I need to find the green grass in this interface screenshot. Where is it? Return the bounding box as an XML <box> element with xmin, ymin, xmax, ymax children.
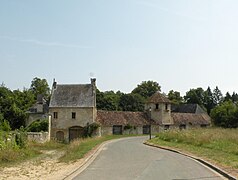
<box><xmin>148</xmin><ymin>128</ymin><xmax>238</xmax><ymax>169</ymax></box>
<box><xmin>0</xmin><ymin>140</ymin><xmax>66</xmax><ymax>167</ymax></box>
<box><xmin>59</xmin><ymin>135</ymin><xmax>140</xmax><ymax>163</ymax></box>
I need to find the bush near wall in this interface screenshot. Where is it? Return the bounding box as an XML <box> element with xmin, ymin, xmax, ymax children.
<box><xmin>26</xmin><ymin>119</ymin><xmax>48</xmax><ymax>132</ymax></box>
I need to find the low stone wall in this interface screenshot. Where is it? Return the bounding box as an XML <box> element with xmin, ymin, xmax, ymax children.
<box><xmin>27</xmin><ymin>132</ymin><xmax>49</xmax><ymax>143</ymax></box>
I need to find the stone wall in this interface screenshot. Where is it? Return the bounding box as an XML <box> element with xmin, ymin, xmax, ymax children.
<box><xmin>27</xmin><ymin>132</ymin><xmax>49</xmax><ymax>143</ymax></box>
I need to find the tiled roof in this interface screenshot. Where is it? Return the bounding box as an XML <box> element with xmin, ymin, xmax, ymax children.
<box><xmin>96</xmin><ymin>110</ymin><xmax>150</xmax><ymax>126</ymax></box>
<box><xmin>49</xmin><ymin>84</ymin><xmax>95</xmax><ymax>107</ymax></box>
<box><xmin>171</xmin><ymin>104</ymin><xmax>205</xmax><ymax>114</ymax></box>
<box><xmin>147</xmin><ymin>92</ymin><xmax>171</xmax><ymax>103</ymax></box>
<box><xmin>172</xmin><ymin>113</ymin><xmax>211</xmax><ymax>125</ymax></box>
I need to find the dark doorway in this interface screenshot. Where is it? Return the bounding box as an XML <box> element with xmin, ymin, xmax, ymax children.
<box><xmin>112</xmin><ymin>125</ymin><xmax>122</xmax><ymax>135</ymax></box>
<box><xmin>143</xmin><ymin>125</ymin><xmax>150</xmax><ymax>134</ymax></box>
<box><xmin>69</xmin><ymin>126</ymin><xmax>84</xmax><ymax>141</ymax></box>
<box><xmin>56</xmin><ymin>131</ymin><xmax>64</xmax><ymax>141</ymax></box>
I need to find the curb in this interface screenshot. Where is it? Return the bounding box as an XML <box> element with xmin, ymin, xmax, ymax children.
<box><xmin>144</xmin><ymin>142</ymin><xmax>237</xmax><ymax>180</ymax></box>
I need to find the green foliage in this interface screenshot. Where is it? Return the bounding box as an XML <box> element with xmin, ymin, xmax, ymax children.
<box><xmin>132</xmin><ymin>81</ymin><xmax>161</xmax><ymax>99</ymax></box>
<box><xmin>0</xmin><ymin>77</ymin><xmax>50</xmax><ymax>130</ymax></box>
<box><xmin>118</xmin><ymin>93</ymin><xmax>145</xmax><ymax>112</ymax></box>
<box><xmin>124</xmin><ymin>124</ymin><xmax>133</xmax><ymax>130</ymax></box>
<box><xmin>150</xmin><ymin>128</ymin><xmax>238</xmax><ymax>169</ymax></box>
<box><xmin>0</xmin><ymin>120</ymin><xmax>11</xmax><ymax>132</ymax></box>
<box><xmin>30</xmin><ymin>77</ymin><xmax>50</xmax><ymax>100</ymax></box>
<box><xmin>184</xmin><ymin>87</ymin><xmax>205</xmax><ymax>106</ymax></box>
<box><xmin>210</xmin><ymin>101</ymin><xmax>238</xmax><ymax>128</ymax></box>
<box><xmin>15</xmin><ymin>127</ymin><xmax>27</xmax><ymax>149</ymax></box>
<box><xmin>213</xmin><ymin>86</ymin><xmax>223</xmax><ymax>105</ymax></box>
<box><xmin>96</xmin><ymin>89</ymin><xmax>120</xmax><ymax>111</ymax></box>
<box><xmin>203</xmin><ymin>87</ymin><xmax>216</xmax><ymax>115</ymax></box>
<box><xmin>83</xmin><ymin>122</ymin><xmax>100</xmax><ymax>138</ymax></box>
<box><xmin>26</xmin><ymin>119</ymin><xmax>48</xmax><ymax>132</ymax></box>
<box><xmin>168</xmin><ymin>90</ymin><xmax>183</xmax><ymax>104</ymax></box>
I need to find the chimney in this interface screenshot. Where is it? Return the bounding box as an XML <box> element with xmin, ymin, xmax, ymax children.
<box><xmin>91</xmin><ymin>78</ymin><xmax>96</xmax><ymax>107</ymax></box>
<box><xmin>91</xmin><ymin>78</ymin><xmax>96</xmax><ymax>86</ymax></box>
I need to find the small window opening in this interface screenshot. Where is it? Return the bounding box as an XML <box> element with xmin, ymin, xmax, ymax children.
<box><xmin>156</xmin><ymin>104</ymin><xmax>159</xmax><ymax>109</ymax></box>
<box><xmin>72</xmin><ymin>112</ymin><xmax>76</xmax><ymax>119</ymax></box>
<box><xmin>53</xmin><ymin>112</ymin><xmax>58</xmax><ymax>119</ymax></box>
<box><xmin>165</xmin><ymin>103</ymin><xmax>168</xmax><ymax>110</ymax></box>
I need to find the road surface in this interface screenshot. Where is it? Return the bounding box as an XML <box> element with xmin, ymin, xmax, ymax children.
<box><xmin>73</xmin><ymin>137</ymin><xmax>224</xmax><ymax>180</ymax></box>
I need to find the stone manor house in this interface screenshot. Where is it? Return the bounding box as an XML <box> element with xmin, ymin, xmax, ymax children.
<box><xmin>48</xmin><ymin>79</ymin><xmax>211</xmax><ymax>142</ymax></box>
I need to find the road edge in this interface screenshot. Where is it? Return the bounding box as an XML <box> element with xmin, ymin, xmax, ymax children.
<box><xmin>62</xmin><ymin>137</ymin><xmax>140</xmax><ymax>180</ymax></box>
<box><xmin>144</xmin><ymin>141</ymin><xmax>237</xmax><ymax>180</ymax></box>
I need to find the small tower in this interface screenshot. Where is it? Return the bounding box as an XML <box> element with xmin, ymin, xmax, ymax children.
<box><xmin>145</xmin><ymin>92</ymin><xmax>173</xmax><ymax>125</ymax></box>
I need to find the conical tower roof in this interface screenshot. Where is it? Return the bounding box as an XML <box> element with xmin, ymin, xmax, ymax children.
<box><xmin>147</xmin><ymin>91</ymin><xmax>171</xmax><ymax>103</ymax></box>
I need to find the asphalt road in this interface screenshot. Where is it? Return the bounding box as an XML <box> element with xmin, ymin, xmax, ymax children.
<box><xmin>73</xmin><ymin>137</ymin><xmax>224</xmax><ymax>180</ymax></box>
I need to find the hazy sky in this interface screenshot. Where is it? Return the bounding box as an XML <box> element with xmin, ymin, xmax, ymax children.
<box><xmin>1</xmin><ymin>0</ymin><xmax>238</xmax><ymax>95</ymax></box>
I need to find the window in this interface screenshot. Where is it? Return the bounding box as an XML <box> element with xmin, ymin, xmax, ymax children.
<box><xmin>53</xmin><ymin>112</ymin><xmax>58</xmax><ymax>119</ymax></box>
<box><xmin>156</xmin><ymin>104</ymin><xmax>159</xmax><ymax>110</ymax></box>
<box><xmin>72</xmin><ymin>112</ymin><xmax>76</xmax><ymax>119</ymax></box>
<box><xmin>165</xmin><ymin>103</ymin><xmax>168</xmax><ymax>110</ymax></box>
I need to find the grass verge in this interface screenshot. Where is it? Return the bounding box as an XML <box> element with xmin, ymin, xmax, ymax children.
<box><xmin>0</xmin><ymin>140</ymin><xmax>66</xmax><ymax>167</ymax></box>
<box><xmin>59</xmin><ymin>135</ymin><xmax>140</xmax><ymax>163</ymax></box>
<box><xmin>148</xmin><ymin>128</ymin><xmax>238</xmax><ymax>170</ymax></box>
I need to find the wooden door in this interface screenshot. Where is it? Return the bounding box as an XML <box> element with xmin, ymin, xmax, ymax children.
<box><xmin>69</xmin><ymin>126</ymin><xmax>84</xmax><ymax>141</ymax></box>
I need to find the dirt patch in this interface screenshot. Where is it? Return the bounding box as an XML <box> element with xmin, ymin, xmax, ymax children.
<box><xmin>0</xmin><ymin>143</ymin><xmax>101</xmax><ymax>180</ymax></box>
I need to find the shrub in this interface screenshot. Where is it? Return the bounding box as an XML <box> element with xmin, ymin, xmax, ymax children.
<box><xmin>83</xmin><ymin>123</ymin><xmax>100</xmax><ymax>138</ymax></box>
<box><xmin>15</xmin><ymin>127</ymin><xmax>27</xmax><ymax>149</ymax></box>
<box><xmin>0</xmin><ymin>120</ymin><xmax>11</xmax><ymax>132</ymax></box>
<box><xmin>26</xmin><ymin>119</ymin><xmax>48</xmax><ymax>132</ymax></box>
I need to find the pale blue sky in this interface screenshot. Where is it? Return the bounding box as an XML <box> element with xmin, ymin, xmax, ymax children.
<box><xmin>1</xmin><ymin>0</ymin><xmax>238</xmax><ymax>95</ymax></box>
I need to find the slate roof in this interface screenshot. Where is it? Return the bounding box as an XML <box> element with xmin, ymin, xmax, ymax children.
<box><xmin>171</xmin><ymin>113</ymin><xmax>211</xmax><ymax>125</ymax></box>
<box><xmin>96</xmin><ymin>110</ymin><xmax>150</xmax><ymax>126</ymax></box>
<box><xmin>49</xmin><ymin>84</ymin><xmax>95</xmax><ymax>107</ymax></box>
<box><xmin>171</xmin><ymin>104</ymin><xmax>205</xmax><ymax>114</ymax></box>
<box><xmin>147</xmin><ymin>92</ymin><xmax>171</xmax><ymax>103</ymax></box>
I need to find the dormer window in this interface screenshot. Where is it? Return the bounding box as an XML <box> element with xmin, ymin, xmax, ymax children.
<box><xmin>156</xmin><ymin>104</ymin><xmax>159</xmax><ymax>110</ymax></box>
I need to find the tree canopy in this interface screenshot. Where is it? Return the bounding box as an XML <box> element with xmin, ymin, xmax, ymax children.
<box><xmin>131</xmin><ymin>81</ymin><xmax>161</xmax><ymax>99</ymax></box>
<box><xmin>0</xmin><ymin>77</ymin><xmax>50</xmax><ymax>130</ymax></box>
<box><xmin>30</xmin><ymin>77</ymin><xmax>50</xmax><ymax>100</ymax></box>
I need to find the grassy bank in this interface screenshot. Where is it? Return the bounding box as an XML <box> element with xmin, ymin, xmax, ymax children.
<box><xmin>148</xmin><ymin>128</ymin><xmax>238</xmax><ymax>169</ymax></box>
<box><xmin>0</xmin><ymin>140</ymin><xmax>66</xmax><ymax>167</ymax></box>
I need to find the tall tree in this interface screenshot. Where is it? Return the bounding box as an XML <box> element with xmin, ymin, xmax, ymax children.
<box><xmin>231</xmin><ymin>92</ymin><xmax>238</xmax><ymax>103</ymax></box>
<box><xmin>224</xmin><ymin>92</ymin><xmax>232</xmax><ymax>102</ymax></box>
<box><xmin>213</xmin><ymin>86</ymin><xmax>223</xmax><ymax>106</ymax></box>
<box><xmin>30</xmin><ymin>77</ymin><xmax>50</xmax><ymax>100</ymax></box>
<box><xmin>168</xmin><ymin>90</ymin><xmax>183</xmax><ymax>104</ymax></box>
<box><xmin>203</xmin><ymin>87</ymin><xmax>216</xmax><ymax>114</ymax></box>
<box><xmin>132</xmin><ymin>81</ymin><xmax>161</xmax><ymax>99</ymax></box>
